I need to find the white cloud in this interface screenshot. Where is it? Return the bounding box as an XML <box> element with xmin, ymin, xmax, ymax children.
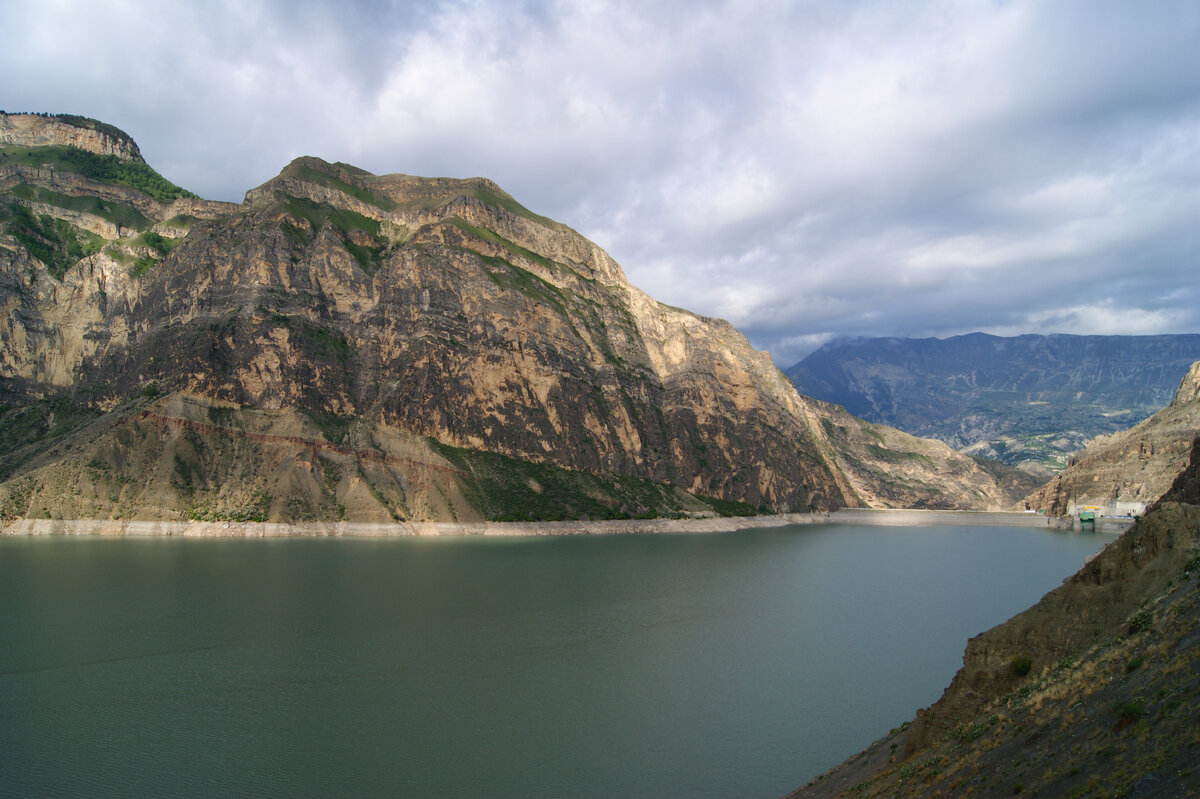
<box><xmin>3</xmin><ymin>0</ymin><xmax>1199</xmax><ymax>367</ymax></box>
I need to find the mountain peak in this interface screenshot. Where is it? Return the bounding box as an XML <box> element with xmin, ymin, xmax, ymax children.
<box><xmin>0</xmin><ymin>114</ymin><xmax>1034</xmax><ymax>523</ymax></box>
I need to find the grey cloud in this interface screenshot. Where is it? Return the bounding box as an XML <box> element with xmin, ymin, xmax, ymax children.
<box><xmin>2</xmin><ymin>0</ymin><xmax>1198</xmax><ymax>367</ymax></box>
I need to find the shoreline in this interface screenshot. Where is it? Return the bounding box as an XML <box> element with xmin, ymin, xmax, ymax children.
<box><xmin>1</xmin><ymin>509</ymin><xmax>1075</xmax><ymax>538</ymax></box>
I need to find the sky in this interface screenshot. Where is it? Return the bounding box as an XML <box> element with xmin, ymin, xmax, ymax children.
<box><xmin>3</xmin><ymin>0</ymin><xmax>1199</xmax><ymax>366</ymax></box>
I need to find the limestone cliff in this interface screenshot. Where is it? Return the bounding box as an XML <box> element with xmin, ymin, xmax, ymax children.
<box><xmin>0</xmin><ymin>112</ymin><xmax>142</xmax><ymax>161</ymax></box>
<box><xmin>1</xmin><ymin>115</ymin><xmax>1029</xmax><ymax>524</ymax></box>
<box><xmin>1023</xmin><ymin>360</ymin><xmax>1200</xmax><ymax>515</ymax></box>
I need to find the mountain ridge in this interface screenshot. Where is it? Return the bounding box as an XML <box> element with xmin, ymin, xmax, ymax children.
<box><xmin>0</xmin><ymin>112</ymin><xmax>1034</xmax><ymax>524</ymax></box>
<box><xmin>787</xmin><ymin>332</ymin><xmax>1200</xmax><ymax>475</ymax></box>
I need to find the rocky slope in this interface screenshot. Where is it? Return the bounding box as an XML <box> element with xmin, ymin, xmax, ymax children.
<box><xmin>790</xmin><ymin>439</ymin><xmax>1200</xmax><ymax>798</ymax></box>
<box><xmin>787</xmin><ymin>333</ymin><xmax>1200</xmax><ymax>476</ymax></box>
<box><xmin>0</xmin><ymin>112</ymin><xmax>1031</xmax><ymax>524</ymax></box>
<box><xmin>1023</xmin><ymin>361</ymin><xmax>1200</xmax><ymax>515</ymax></box>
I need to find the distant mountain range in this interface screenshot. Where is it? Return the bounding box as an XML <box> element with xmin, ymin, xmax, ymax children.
<box><xmin>1025</xmin><ymin>360</ymin><xmax>1200</xmax><ymax>514</ymax></box>
<box><xmin>787</xmin><ymin>333</ymin><xmax>1200</xmax><ymax>475</ymax></box>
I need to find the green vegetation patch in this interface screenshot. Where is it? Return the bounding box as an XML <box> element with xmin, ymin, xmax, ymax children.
<box><xmin>477</xmin><ymin>252</ymin><xmax>573</xmax><ymax>321</ymax></box>
<box><xmin>0</xmin><ymin>144</ymin><xmax>195</xmax><ymax>202</ymax></box>
<box><xmin>431</xmin><ymin>441</ymin><xmax>757</xmax><ymax>522</ymax></box>
<box><xmin>448</xmin><ymin>216</ymin><xmax>558</xmax><ymax>272</ymax></box>
<box><xmin>283</xmin><ymin>160</ymin><xmax>396</xmax><ymax>210</ymax></box>
<box><xmin>134</xmin><ymin>230</ymin><xmax>179</xmax><ymax>256</ymax></box>
<box><xmin>161</xmin><ymin>214</ymin><xmax>200</xmax><ymax>230</ymax></box>
<box><xmin>128</xmin><ymin>255</ymin><xmax>158</xmax><ymax>278</ymax></box>
<box><xmin>279</xmin><ymin>221</ymin><xmax>312</xmax><ymax>248</ymax></box>
<box><xmin>863</xmin><ymin>442</ymin><xmax>934</xmax><ymax>466</ymax></box>
<box><xmin>302</xmin><ymin>409</ymin><xmax>357</xmax><ymax>448</ymax></box>
<box><xmin>0</xmin><ymin>396</ymin><xmax>102</xmax><ymax>480</ymax></box>
<box><xmin>299</xmin><ymin>322</ymin><xmax>350</xmax><ymax>356</ymax></box>
<box><xmin>343</xmin><ymin>237</ymin><xmax>387</xmax><ymax>274</ymax></box>
<box><xmin>3</xmin><ymin>202</ymin><xmax>103</xmax><ymax>279</ymax></box>
<box><xmin>281</xmin><ymin>194</ymin><xmax>381</xmax><ymax>238</ymax></box>
<box><xmin>8</xmin><ymin>183</ymin><xmax>149</xmax><ymax>229</ymax></box>
<box><xmin>467</xmin><ymin>183</ymin><xmax>555</xmax><ymax>226</ymax></box>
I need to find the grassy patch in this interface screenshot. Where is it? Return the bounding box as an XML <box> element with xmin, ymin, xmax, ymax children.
<box><xmin>0</xmin><ymin>397</ymin><xmax>102</xmax><ymax>480</ymax></box>
<box><xmin>3</xmin><ymin>201</ymin><xmax>103</xmax><ymax>279</ymax></box>
<box><xmin>8</xmin><ymin>183</ymin><xmax>149</xmax><ymax>229</ymax></box>
<box><xmin>128</xmin><ymin>255</ymin><xmax>158</xmax><ymax>278</ymax></box>
<box><xmin>302</xmin><ymin>409</ymin><xmax>357</xmax><ymax>447</ymax></box>
<box><xmin>283</xmin><ymin>160</ymin><xmax>396</xmax><ymax>210</ymax></box>
<box><xmin>134</xmin><ymin>230</ymin><xmax>179</xmax><ymax>255</ymax></box>
<box><xmin>343</xmin><ymin>237</ymin><xmax>386</xmax><ymax>273</ymax></box>
<box><xmin>467</xmin><ymin>183</ymin><xmax>555</xmax><ymax>226</ymax></box>
<box><xmin>863</xmin><ymin>442</ymin><xmax>934</xmax><ymax>465</ymax></box>
<box><xmin>299</xmin><ymin>323</ymin><xmax>350</xmax><ymax>356</ymax></box>
<box><xmin>0</xmin><ymin>144</ymin><xmax>195</xmax><ymax>202</ymax></box>
<box><xmin>430</xmin><ymin>441</ymin><xmax>758</xmax><ymax>522</ymax></box>
<box><xmin>448</xmin><ymin>216</ymin><xmax>558</xmax><ymax>272</ymax></box>
<box><xmin>281</xmin><ymin>195</ymin><xmax>381</xmax><ymax>238</ymax></box>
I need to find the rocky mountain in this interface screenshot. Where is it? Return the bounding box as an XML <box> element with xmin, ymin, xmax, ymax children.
<box><xmin>787</xmin><ymin>333</ymin><xmax>1200</xmax><ymax>476</ymax></box>
<box><xmin>0</xmin><ymin>112</ymin><xmax>1033</xmax><ymax>525</ymax></box>
<box><xmin>791</xmin><ymin>437</ymin><xmax>1200</xmax><ymax>798</ymax></box>
<box><xmin>1023</xmin><ymin>360</ymin><xmax>1200</xmax><ymax>515</ymax></box>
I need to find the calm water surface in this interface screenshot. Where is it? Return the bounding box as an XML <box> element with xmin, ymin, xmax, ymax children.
<box><xmin>0</xmin><ymin>524</ymin><xmax>1111</xmax><ymax>798</ymax></box>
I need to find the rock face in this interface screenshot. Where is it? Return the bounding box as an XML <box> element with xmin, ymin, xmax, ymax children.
<box><xmin>791</xmin><ymin>438</ymin><xmax>1200</xmax><ymax>798</ymax></box>
<box><xmin>787</xmin><ymin>333</ymin><xmax>1200</xmax><ymax>475</ymax></box>
<box><xmin>1</xmin><ymin>114</ymin><xmax>1031</xmax><ymax>524</ymax></box>
<box><xmin>1023</xmin><ymin>360</ymin><xmax>1200</xmax><ymax>515</ymax></box>
<box><xmin>0</xmin><ymin>112</ymin><xmax>142</xmax><ymax>161</ymax></box>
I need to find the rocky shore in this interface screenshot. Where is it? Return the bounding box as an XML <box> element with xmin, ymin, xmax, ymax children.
<box><xmin>1</xmin><ymin>509</ymin><xmax>1069</xmax><ymax>538</ymax></box>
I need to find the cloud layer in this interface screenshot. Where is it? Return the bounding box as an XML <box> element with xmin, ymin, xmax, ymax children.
<box><xmin>4</xmin><ymin>0</ymin><xmax>1199</xmax><ymax>364</ymax></box>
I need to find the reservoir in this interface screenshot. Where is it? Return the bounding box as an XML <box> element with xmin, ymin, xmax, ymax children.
<box><xmin>0</xmin><ymin>524</ymin><xmax>1111</xmax><ymax>797</ymax></box>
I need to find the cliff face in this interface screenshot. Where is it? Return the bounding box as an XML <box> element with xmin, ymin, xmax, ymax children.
<box><xmin>0</xmin><ymin>112</ymin><xmax>142</xmax><ymax>161</ymax></box>
<box><xmin>791</xmin><ymin>438</ymin><xmax>1200</xmax><ymax>798</ymax></box>
<box><xmin>1023</xmin><ymin>361</ymin><xmax>1200</xmax><ymax>515</ymax></box>
<box><xmin>1</xmin><ymin>116</ymin><xmax>1030</xmax><ymax>524</ymax></box>
<box><xmin>787</xmin><ymin>333</ymin><xmax>1200</xmax><ymax>476</ymax></box>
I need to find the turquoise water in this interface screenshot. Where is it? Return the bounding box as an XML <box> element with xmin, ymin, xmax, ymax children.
<box><xmin>0</xmin><ymin>525</ymin><xmax>1110</xmax><ymax>797</ymax></box>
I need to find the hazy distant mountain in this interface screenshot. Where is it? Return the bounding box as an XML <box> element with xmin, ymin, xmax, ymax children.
<box><xmin>0</xmin><ymin>112</ymin><xmax>1034</xmax><ymax>524</ymax></box>
<box><xmin>786</xmin><ymin>333</ymin><xmax>1200</xmax><ymax>475</ymax></box>
<box><xmin>1024</xmin><ymin>360</ymin><xmax>1200</xmax><ymax>514</ymax></box>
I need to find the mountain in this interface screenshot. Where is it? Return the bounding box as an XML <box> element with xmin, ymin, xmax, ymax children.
<box><xmin>1023</xmin><ymin>360</ymin><xmax>1200</xmax><ymax>516</ymax></box>
<box><xmin>786</xmin><ymin>333</ymin><xmax>1200</xmax><ymax>476</ymax></box>
<box><xmin>790</xmin><ymin>437</ymin><xmax>1200</xmax><ymax>798</ymax></box>
<box><xmin>0</xmin><ymin>112</ymin><xmax>1032</xmax><ymax>525</ymax></box>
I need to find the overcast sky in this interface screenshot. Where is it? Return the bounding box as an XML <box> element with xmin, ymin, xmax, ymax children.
<box><xmin>3</xmin><ymin>0</ymin><xmax>1199</xmax><ymax>365</ymax></box>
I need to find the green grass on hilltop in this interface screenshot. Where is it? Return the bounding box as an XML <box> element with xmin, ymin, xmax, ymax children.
<box><xmin>0</xmin><ymin>144</ymin><xmax>195</xmax><ymax>203</ymax></box>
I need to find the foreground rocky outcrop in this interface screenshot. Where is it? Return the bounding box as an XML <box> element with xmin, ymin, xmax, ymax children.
<box><xmin>791</xmin><ymin>438</ymin><xmax>1200</xmax><ymax>798</ymax></box>
<box><xmin>1</xmin><ymin>112</ymin><xmax>1032</xmax><ymax>524</ymax></box>
<box><xmin>1024</xmin><ymin>360</ymin><xmax>1200</xmax><ymax>516</ymax></box>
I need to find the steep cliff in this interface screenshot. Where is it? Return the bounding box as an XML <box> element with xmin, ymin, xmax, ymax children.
<box><xmin>791</xmin><ymin>438</ymin><xmax>1200</xmax><ymax>798</ymax></box>
<box><xmin>1</xmin><ymin>114</ymin><xmax>1029</xmax><ymax>524</ymax></box>
<box><xmin>1024</xmin><ymin>361</ymin><xmax>1200</xmax><ymax>515</ymax></box>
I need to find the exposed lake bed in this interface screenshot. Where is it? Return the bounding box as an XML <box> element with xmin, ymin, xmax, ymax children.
<box><xmin>0</xmin><ymin>522</ymin><xmax>1113</xmax><ymax>797</ymax></box>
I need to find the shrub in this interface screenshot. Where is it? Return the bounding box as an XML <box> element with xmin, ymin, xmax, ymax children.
<box><xmin>1113</xmin><ymin>698</ymin><xmax>1146</xmax><ymax>722</ymax></box>
<box><xmin>1128</xmin><ymin>610</ymin><xmax>1153</xmax><ymax>634</ymax></box>
<box><xmin>1011</xmin><ymin>655</ymin><xmax>1034</xmax><ymax>676</ymax></box>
